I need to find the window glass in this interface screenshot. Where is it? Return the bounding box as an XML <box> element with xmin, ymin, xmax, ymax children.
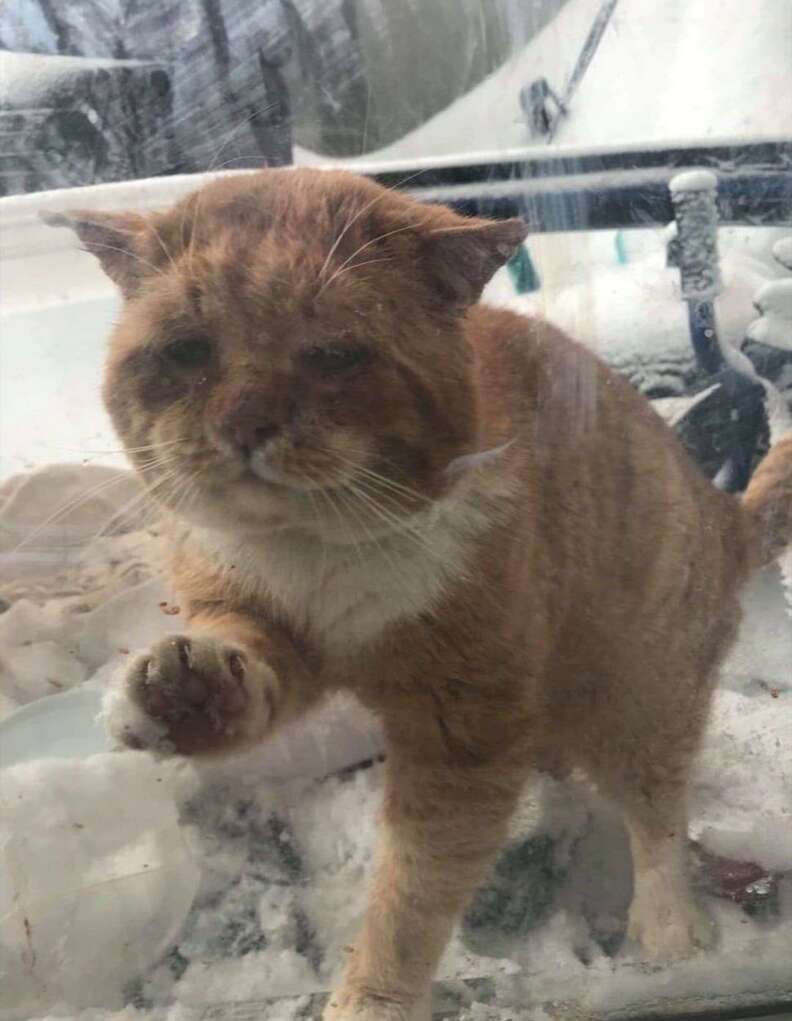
<box><xmin>1</xmin><ymin>3</ymin><xmax>791</xmax><ymax>1020</ymax></box>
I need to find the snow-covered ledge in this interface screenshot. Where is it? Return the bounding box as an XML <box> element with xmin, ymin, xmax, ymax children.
<box><xmin>0</xmin><ymin>173</ymin><xmax>255</xmax><ymax>312</ymax></box>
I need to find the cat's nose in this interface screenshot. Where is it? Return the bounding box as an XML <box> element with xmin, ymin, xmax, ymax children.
<box><xmin>220</xmin><ymin>408</ymin><xmax>279</xmax><ymax>459</ymax></box>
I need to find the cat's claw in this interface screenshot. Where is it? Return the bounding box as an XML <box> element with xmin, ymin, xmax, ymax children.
<box><xmin>110</xmin><ymin>634</ymin><xmax>276</xmax><ymax>755</ymax></box>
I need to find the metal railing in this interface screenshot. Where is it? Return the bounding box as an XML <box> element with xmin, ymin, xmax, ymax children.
<box><xmin>373</xmin><ymin>139</ymin><xmax>792</xmax><ymax>232</ymax></box>
<box><xmin>376</xmin><ymin>139</ymin><xmax>792</xmax><ymax>491</ymax></box>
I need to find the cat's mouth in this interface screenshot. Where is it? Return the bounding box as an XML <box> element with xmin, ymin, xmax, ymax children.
<box><xmin>232</xmin><ymin>449</ymin><xmax>355</xmax><ymax>493</ymax></box>
<box><xmin>211</xmin><ymin>428</ymin><xmax>378</xmax><ymax>496</ymax></box>
<box><xmin>236</xmin><ymin>454</ymin><xmax>294</xmax><ymax>489</ymax></box>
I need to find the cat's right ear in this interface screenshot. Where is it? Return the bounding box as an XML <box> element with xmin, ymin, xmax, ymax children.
<box><xmin>40</xmin><ymin>209</ymin><xmax>148</xmax><ymax>297</ymax></box>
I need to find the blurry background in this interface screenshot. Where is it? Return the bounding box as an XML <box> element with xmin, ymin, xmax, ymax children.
<box><xmin>0</xmin><ymin>0</ymin><xmax>570</xmax><ymax>194</ymax></box>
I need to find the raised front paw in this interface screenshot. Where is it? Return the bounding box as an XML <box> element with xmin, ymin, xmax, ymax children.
<box><xmin>106</xmin><ymin>634</ymin><xmax>276</xmax><ymax>756</ymax></box>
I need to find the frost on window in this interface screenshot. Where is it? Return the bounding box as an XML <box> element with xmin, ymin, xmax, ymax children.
<box><xmin>1</xmin><ymin>2</ymin><xmax>791</xmax><ymax>1020</ymax></box>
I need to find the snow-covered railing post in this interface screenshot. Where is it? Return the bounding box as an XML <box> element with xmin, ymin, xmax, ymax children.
<box><xmin>670</xmin><ymin>170</ymin><xmax>776</xmax><ymax>491</ymax></box>
<box><xmin>669</xmin><ymin>170</ymin><xmax>724</xmax><ymax>375</ymax></box>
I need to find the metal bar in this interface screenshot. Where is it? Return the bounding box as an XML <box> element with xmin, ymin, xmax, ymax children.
<box><xmin>193</xmin><ymin>985</ymin><xmax>792</xmax><ymax>1021</ymax></box>
<box><xmin>415</xmin><ymin>170</ymin><xmax>792</xmax><ymax>232</ymax></box>
<box><xmin>556</xmin><ymin>0</ymin><xmax>619</xmax><ymax>108</ymax></box>
<box><xmin>687</xmin><ymin>300</ymin><xmax>722</xmax><ymax>374</ymax></box>
<box><xmin>370</xmin><ymin>139</ymin><xmax>792</xmax><ymax>193</ymax></box>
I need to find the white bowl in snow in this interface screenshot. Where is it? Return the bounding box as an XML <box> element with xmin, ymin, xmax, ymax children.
<box><xmin>0</xmin><ymin>684</ymin><xmax>110</xmax><ymax>769</ymax></box>
<box><xmin>0</xmin><ymin>679</ymin><xmax>383</xmax><ymax>1015</ymax></box>
<box><xmin>0</xmin><ymin>687</ymin><xmax>200</xmax><ymax>1017</ymax></box>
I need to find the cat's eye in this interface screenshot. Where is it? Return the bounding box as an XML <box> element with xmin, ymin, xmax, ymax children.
<box><xmin>162</xmin><ymin>335</ymin><xmax>213</xmax><ymax>369</ymax></box>
<box><xmin>303</xmin><ymin>344</ymin><xmax>369</xmax><ymax>376</ymax></box>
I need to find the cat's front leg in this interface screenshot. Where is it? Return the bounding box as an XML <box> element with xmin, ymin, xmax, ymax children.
<box><xmin>324</xmin><ymin>753</ymin><xmax>526</xmax><ymax>1021</ymax></box>
<box><xmin>106</xmin><ymin>612</ymin><xmax>319</xmax><ymax>756</ymax></box>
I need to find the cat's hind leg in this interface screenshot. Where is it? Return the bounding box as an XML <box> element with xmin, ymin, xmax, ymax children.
<box><xmin>574</xmin><ymin>669</ymin><xmax>717</xmax><ymax>962</ymax></box>
<box><xmin>620</xmin><ymin>786</ymin><xmax>715</xmax><ymax>960</ymax></box>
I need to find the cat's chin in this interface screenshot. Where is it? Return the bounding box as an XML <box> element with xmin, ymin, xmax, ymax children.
<box><xmin>171</xmin><ymin>479</ymin><xmax>433</xmax><ymax>548</ymax></box>
<box><xmin>150</xmin><ymin>473</ymin><xmax>310</xmax><ymax>536</ymax></box>
<box><xmin>234</xmin><ymin>455</ymin><xmax>353</xmax><ymax>496</ymax></box>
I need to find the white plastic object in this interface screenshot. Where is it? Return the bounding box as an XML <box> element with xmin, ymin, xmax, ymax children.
<box><xmin>0</xmin><ymin>697</ymin><xmax>200</xmax><ymax>1016</ymax></box>
<box><xmin>0</xmin><ymin>685</ymin><xmax>111</xmax><ymax>769</ymax></box>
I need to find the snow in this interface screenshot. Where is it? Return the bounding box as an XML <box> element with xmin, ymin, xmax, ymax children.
<box><xmin>102</xmin><ymin>677</ymin><xmax>174</xmax><ymax>755</ymax></box>
<box><xmin>1</xmin><ymin>458</ymin><xmax>791</xmax><ymax>1020</ymax></box>
<box><xmin>0</xmin><ymin>753</ymin><xmax>201</xmax><ymax>1019</ymax></box>
<box><xmin>668</xmin><ymin>170</ymin><xmax>723</xmax><ymax>300</ymax></box>
<box><xmin>669</xmin><ymin>170</ymin><xmax>720</xmax><ymax>194</ymax></box>
<box><xmin>4</xmin><ymin>639</ymin><xmax>791</xmax><ymax>1020</ymax></box>
<box><xmin>774</xmin><ymin>238</ymin><xmax>792</xmax><ymax>273</ymax></box>
<box><xmin>748</xmin><ymin>314</ymin><xmax>792</xmax><ymax>353</ymax></box>
<box><xmin>749</xmin><ymin>277</ymin><xmax>792</xmax><ymax>357</ymax></box>
<box><xmin>483</xmin><ymin>227</ymin><xmax>781</xmax><ymax>397</ymax></box>
<box><xmin>0</xmin><ymin>50</ymin><xmax>148</xmax><ymax>106</ymax></box>
<box><xmin>0</xmin><ymin>0</ymin><xmax>58</xmax><ymax>54</ymax></box>
<box><xmin>0</xmin><ymin>301</ymin><xmax>124</xmax><ymax>481</ymax></box>
<box><xmin>2</xmin><ymin>0</ymin><xmax>792</xmax><ymax>1013</ymax></box>
<box><xmin>754</xmin><ymin>279</ymin><xmax>792</xmax><ymax>320</ymax></box>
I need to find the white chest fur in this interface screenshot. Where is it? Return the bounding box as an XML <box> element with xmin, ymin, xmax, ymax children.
<box><xmin>194</xmin><ymin>485</ymin><xmax>495</xmax><ymax>654</ymax></box>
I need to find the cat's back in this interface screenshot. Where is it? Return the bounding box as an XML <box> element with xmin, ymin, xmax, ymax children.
<box><xmin>466</xmin><ymin>302</ymin><xmax>722</xmax><ymax>505</ymax></box>
<box><xmin>464</xmin><ymin>303</ymin><xmax>749</xmax><ymax>624</ymax></box>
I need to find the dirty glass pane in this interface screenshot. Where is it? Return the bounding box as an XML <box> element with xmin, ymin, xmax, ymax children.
<box><xmin>1</xmin><ymin>3</ymin><xmax>791</xmax><ymax>1021</ymax></box>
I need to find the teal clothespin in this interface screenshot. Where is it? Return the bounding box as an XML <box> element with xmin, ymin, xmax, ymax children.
<box><xmin>614</xmin><ymin>230</ymin><xmax>628</xmax><ymax>265</ymax></box>
<box><xmin>507</xmin><ymin>245</ymin><xmax>540</xmax><ymax>294</ymax></box>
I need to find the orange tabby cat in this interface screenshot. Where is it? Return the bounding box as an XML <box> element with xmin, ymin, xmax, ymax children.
<box><xmin>50</xmin><ymin>169</ymin><xmax>792</xmax><ymax>1021</ymax></box>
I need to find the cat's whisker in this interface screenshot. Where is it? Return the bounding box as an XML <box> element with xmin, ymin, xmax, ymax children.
<box><xmin>80</xmin><ymin>239</ymin><xmax>166</xmax><ymax>280</ymax></box>
<box><xmin>316</xmin><ymin>169</ymin><xmax>428</xmax><ymax>288</ymax></box>
<box><xmin>205</xmin><ymin>104</ymin><xmax>280</xmax><ymax>176</ymax></box>
<box><xmin>316</xmin><ymin>447</ymin><xmax>431</xmax><ymax>506</ymax></box>
<box><xmin>87</xmin><ymin>459</ymin><xmax>192</xmax><ymax>543</ymax></box>
<box><xmin>344</xmin><ymin>479</ymin><xmax>445</xmax><ymax>565</ymax></box>
<box><xmin>299</xmin><ymin>473</ymin><xmax>330</xmax><ymax>578</ymax></box>
<box><xmin>87</xmin><ymin>471</ymin><xmax>177</xmax><ymax>545</ymax></box>
<box><xmin>9</xmin><ymin>459</ymin><xmax>178</xmax><ymax>553</ymax></box>
<box><xmin>316</xmin><ymin>221</ymin><xmax>419</xmax><ymax>298</ymax></box>
<box><xmin>316</xmin><ymin>482</ymin><xmax>373</xmax><ymax>584</ymax></box>
<box><xmin>444</xmin><ymin>439</ymin><xmax>516</xmax><ymax>478</ymax></box>
<box><xmin>340</xmin><ymin>484</ymin><xmax>448</xmax><ymax>612</ymax></box>
<box><xmin>148</xmin><ymin>224</ymin><xmax>179</xmax><ymax>275</ymax></box>
<box><xmin>168</xmin><ymin>465</ymin><xmax>209</xmax><ymax>522</ymax></box>
<box><xmin>74</xmin><ymin>439</ymin><xmax>188</xmax><ymax>457</ymax></box>
<box><xmin>347</xmin><ymin>475</ymin><xmax>463</xmax><ymax>571</ymax></box>
<box><xmin>346</xmin><ymin>471</ymin><xmax>422</xmax><ymax>518</ymax></box>
<box><xmin>316</xmin><ymin>256</ymin><xmax>393</xmax><ymax>298</ymax></box>
<box><xmin>329</xmin><ymin>483</ymin><xmax>418</xmax><ymax>598</ymax></box>
<box><xmin>183</xmin><ymin>104</ymin><xmax>279</xmax><ymax>274</ymax></box>
<box><xmin>345</xmin><ymin>464</ymin><xmax>430</xmax><ymax>507</ymax></box>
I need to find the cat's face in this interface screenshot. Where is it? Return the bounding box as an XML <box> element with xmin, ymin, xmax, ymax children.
<box><xmin>52</xmin><ymin>170</ymin><xmax>526</xmax><ymax>541</ymax></box>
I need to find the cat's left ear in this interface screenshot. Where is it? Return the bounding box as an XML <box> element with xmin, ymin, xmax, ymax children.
<box><xmin>40</xmin><ymin>209</ymin><xmax>149</xmax><ymax>297</ymax></box>
<box><xmin>421</xmin><ymin>216</ymin><xmax>529</xmax><ymax>305</ymax></box>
